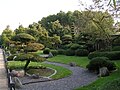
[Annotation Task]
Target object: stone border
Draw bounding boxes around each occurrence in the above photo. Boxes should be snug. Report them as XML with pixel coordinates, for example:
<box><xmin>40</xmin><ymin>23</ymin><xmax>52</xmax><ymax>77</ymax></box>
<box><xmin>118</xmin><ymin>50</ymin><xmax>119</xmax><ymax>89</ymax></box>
<box><xmin>46</xmin><ymin>67</ymin><xmax>57</xmax><ymax>78</ymax></box>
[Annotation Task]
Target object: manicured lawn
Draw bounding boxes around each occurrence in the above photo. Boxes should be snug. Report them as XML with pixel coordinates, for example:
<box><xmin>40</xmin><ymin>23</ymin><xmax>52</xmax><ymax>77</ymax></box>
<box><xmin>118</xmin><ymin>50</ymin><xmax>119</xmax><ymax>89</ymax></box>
<box><xmin>75</xmin><ymin>60</ymin><xmax>120</xmax><ymax>90</ymax></box>
<box><xmin>48</xmin><ymin>55</ymin><xmax>89</xmax><ymax>68</ymax></box>
<box><xmin>7</xmin><ymin>61</ymin><xmax>72</xmax><ymax>79</ymax></box>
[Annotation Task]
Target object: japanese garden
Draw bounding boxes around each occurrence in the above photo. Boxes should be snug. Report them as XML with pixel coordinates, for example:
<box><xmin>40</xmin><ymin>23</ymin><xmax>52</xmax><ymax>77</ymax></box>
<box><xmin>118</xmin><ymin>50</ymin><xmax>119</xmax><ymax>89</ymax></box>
<box><xmin>0</xmin><ymin>0</ymin><xmax>120</xmax><ymax>90</ymax></box>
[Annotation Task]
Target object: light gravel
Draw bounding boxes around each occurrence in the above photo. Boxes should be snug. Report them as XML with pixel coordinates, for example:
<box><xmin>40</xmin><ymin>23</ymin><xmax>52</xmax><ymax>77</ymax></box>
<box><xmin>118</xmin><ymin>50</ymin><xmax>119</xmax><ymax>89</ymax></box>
<box><xmin>17</xmin><ymin>61</ymin><xmax>98</xmax><ymax>90</ymax></box>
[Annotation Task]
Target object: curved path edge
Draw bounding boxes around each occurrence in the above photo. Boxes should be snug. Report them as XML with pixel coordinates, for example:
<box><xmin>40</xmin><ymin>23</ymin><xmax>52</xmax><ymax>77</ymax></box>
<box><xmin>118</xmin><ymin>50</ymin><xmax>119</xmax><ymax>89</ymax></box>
<box><xmin>17</xmin><ymin>61</ymin><xmax>98</xmax><ymax>90</ymax></box>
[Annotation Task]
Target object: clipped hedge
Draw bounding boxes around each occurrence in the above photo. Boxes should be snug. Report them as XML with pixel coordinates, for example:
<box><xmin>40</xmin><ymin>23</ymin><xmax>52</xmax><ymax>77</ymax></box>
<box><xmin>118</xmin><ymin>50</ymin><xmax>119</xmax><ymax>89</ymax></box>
<box><xmin>86</xmin><ymin>57</ymin><xmax>116</xmax><ymax>72</ymax></box>
<box><xmin>66</xmin><ymin>49</ymin><xmax>75</xmax><ymax>56</ymax></box>
<box><xmin>88</xmin><ymin>51</ymin><xmax>120</xmax><ymax>60</ymax></box>
<box><xmin>75</xmin><ymin>49</ymin><xmax>89</xmax><ymax>56</ymax></box>
<box><xmin>99</xmin><ymin>78</ymin><xmax>120</xmax><ymax>90</ymax></box>
<box><xmin>58</xmin><ymin>49</ymin><xmax>66</xmax><ymax>55</ymax></box>
<box><xmin>43</xmin><ymin>48</ymin><xmax>50</xmax><ymax>54</ymax></box>
<box><xmin>70</xmin><ymin>44</ymin><xmax>80</xmax><ymax>50</ymax></box>
<box><xmin>51</xmin><ymin>50</ymin><xmax>58</xmax><ymax>56</ymax></box>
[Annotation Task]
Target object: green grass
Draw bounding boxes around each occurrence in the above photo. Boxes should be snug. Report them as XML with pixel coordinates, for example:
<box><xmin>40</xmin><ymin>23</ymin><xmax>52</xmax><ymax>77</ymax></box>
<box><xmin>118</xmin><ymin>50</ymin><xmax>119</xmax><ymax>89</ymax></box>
<box><xmin>48</xmin><ymin>55</ymin><xmax>89</xmax><ymax>68</ymax></box>
<box><xmin>75</xmin><ymin>60</ymin><xmax>120</xmax><ymax>90</ymax></box>
<box><xmin>7</xmin><ymin>61</ymin><xmax>72</xmax><ymax>79</ymax></box>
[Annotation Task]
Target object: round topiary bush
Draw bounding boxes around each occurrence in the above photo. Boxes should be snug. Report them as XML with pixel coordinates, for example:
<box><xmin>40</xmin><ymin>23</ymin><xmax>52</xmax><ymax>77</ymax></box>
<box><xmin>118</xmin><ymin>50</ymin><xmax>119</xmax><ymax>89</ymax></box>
<box><xmin>43</xmin><ymin>48</ymin><xmax>50</xmax><ymax>54</ymax></box>
<box><xmin>99</xmin><ymin>78</ymin><xmax>120</xmax><ymax>90</ymax></box>
<box><xmin>70</xmin><ymin>44</ymin><xmax>80</xmax><ymax>50</ymax></box>
<box><xmin>86</xmin><ymin>57</ymin><xmax>116</xmax><ymax>73</ymax></box>
<box><xmin>66</xmin><ymin>49</ymin><xmax>75</xmax><ymax>56</ymax></box>
<box><xmin>75</xmin><ymin>49</ymin><xmax>89</xmax><ymax>56</ymax></box>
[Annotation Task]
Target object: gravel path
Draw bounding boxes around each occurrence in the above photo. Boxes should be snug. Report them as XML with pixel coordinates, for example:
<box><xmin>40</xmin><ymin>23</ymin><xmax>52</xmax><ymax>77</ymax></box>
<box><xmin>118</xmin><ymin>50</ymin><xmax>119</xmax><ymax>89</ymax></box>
<box><xmin>17</xmin><ymin>61</ymin><xmax>98</xmax><ymax>90</ymax></box>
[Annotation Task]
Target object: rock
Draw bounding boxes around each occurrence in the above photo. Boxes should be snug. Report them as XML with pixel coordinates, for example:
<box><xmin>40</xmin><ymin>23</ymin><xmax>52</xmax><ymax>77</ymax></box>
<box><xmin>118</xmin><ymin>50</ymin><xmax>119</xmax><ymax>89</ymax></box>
<box><xmin>10</xmin><ymin>70</ymin><xmax>25</xmax><ymax>77</ymax></box>
<box><xmin>98</xmin><ymin>67</ymin><xmax>109</xmax><ymax>77</ymax></box>
<box><xmin>17</xmin><ymin>70</ymin><xmax>25</xmax><ymax>77</ymax></box>
<box><xmin>31</xmin><ymin>74</ymin><xmax>40</xmax><ymax>79</ymax></box>
<box><xmin>10</xmin><ymin>70</ymin><xmax>18</xmax><ymax>77</ymax></box>
<box><xmin>13</xmin><ymin>77</ymin><xmax>23</xmax><ymax>88</ymax></box>
<box><xmin>48</xmin><ymin>52</ymin><xmax>53</xmax><ymax>58</ymax></box>
<box><xmin>69</xmin><ymin>62</ymin><xmax>76</xmax><ymax>67</ymax></box>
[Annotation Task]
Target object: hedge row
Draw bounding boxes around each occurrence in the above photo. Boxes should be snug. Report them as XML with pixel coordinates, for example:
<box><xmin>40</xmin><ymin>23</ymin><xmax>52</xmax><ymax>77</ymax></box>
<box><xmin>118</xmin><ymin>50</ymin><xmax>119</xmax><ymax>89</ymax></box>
<box><xmin>88</xmin><ymin>51</ymin><xmax>120</xmax><ymax>60</ymax></box>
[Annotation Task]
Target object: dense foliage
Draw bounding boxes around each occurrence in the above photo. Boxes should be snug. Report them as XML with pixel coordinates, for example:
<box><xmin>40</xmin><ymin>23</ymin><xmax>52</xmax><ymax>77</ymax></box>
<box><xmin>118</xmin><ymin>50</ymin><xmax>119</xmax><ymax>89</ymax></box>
<box><xmin>88</xmin><ymin>51</ymin><xmax>120</xmax><ymax>60</ymax></box>
<box><xmin>86</xmin><ymin>57</ymin><xmax>116</xmax><ymax>72</ymax></box>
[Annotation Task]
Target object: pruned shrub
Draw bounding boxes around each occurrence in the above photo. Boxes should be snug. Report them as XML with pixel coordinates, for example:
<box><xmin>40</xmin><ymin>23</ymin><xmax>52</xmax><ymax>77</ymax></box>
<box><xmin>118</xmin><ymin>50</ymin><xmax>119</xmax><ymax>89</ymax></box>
<box><xmin>24</xmin><ymin>43</ymin><xmax>44</xmax><ymax>52</ymax></box>
<box><xmin>88</xmin><ymin>51</ymin><xmax>120</xmax><ymax>60</ymax></box>
<box><xmin>28</xmin><ymin>65</ymin><xmax>46</xmax><ymax>69</ymax></box>
<box><xmin>75</xmin><ymin>49</ymin><xmax>89</xmax><ymax>56</ymax></box>
<box><xmin>14</xmin><ymin>54</ymin><xmax>34</xmax><ymax>61</ymax></box>
<box><xmin>86</xmin><ymin>57</ymin><xmax>116</xmax><ymax>73</ymax></box>
<box><xmin>58</xmin><ymin>49</ymin><xmax>66</xmax><ymax>55</ymax></box>
<box><xmin>51</xmin><ymin>50</ymin><xmax>58</xmax><ymax>56</ymax></box>
<box><xmin>66</xmin><ymin>49</ymin><xmax>75</xmax><ymax>56</ymax></box>
<box><xmin>70</xmin><ymin>44</ymin><xmax>80</xmax><ymax>50</ymax></box>
<box><xmin>43</xmin><ymin>48</ymin><xmax>50</xmax><ymax>54</ymax></box>
<box><xmin>13</xmin><ymin>53</ymin><xmax>46</xmax><ymax>62</ymax></box>
<box><xmin>99</xmin><ymin>78</ymin><xmax>120</xmax><ymax>90</ymax></box>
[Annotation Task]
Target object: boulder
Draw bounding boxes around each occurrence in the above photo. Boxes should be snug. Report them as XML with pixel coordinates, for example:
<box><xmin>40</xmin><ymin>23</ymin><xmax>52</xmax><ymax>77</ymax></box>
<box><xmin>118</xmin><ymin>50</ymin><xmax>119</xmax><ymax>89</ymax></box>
<box><xmin>13</xmin><ymin>77</ymin><xmax>23</xmax><ymax>88</ymax></box>
<box><xmin>10</xmin><ymin>70</ymin><xmax>18</xmax><ymax>77</ymax></box>
<box><xmin>17</xmin><ymin>70</ymin><xmax>25</xmax><ymax>77</ymax></box>
<box><xmin>98</xmin><ymin>67</ymin><xmax>109</xmax><ymax>77</ymax></box>
<box><xmin>69</xmin><ymin>62</ymin><xmax>76</xmax><ymax>67</ymax></box>
<box><xmin>48</xmin><ymin>52</ymin><xmax>53</xmax><ymax>58</ymax></box>
<box><xmin>31</xmin><ymin>74</ymin><xmax>40</xmax><ymax>79</ymax></box>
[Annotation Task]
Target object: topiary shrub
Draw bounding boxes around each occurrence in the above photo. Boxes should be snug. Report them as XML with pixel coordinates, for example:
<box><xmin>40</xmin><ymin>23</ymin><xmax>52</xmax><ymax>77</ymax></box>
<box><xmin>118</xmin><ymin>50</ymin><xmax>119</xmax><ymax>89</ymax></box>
<box><xmin>86</xmin><ymin>57</ymin><xmax>116</xmax><ymax>73</ymax></box>
<box><xmin>24</xmin><ymin>43</ymin><xmax>44</xmax><ymax>52</ymax></box>
<box><xmin>43</xmin><ymin>48</ymin><xmax>50</xmax><ymax>54</ymax></box>
<box><xmin>14</xmin><ymin>54</ymin><xmax>34</xmax><ymax>61</ymax></box>
<box><xmin>88</xmin><ymin>51</ymin><xmax>120</xmax><ymax>60</ymax></box>
<box><xmin>66</xmin><ymin>49</ymin><xmax>75</xmax><ymax>56</ymax></box>
<box><xmin>99</xmin><ymin>78</ymin><xmax>120</xmax><ymax>90</ymax></box>
<box><xmin>51</xmin><ymin>50</ymin><xmax>58</xmax><ymax>56</ymax></box>
<box><xmin>58</xmin><ymin>49</ymin><xmax>66</xmax><ymax>55</ymax></box>
<box><xmin>70</xmin><ymin>44</ymin><xmax>80</xmax><ymax>50</ymax></box>
<box><xmin>75</xmin><ymin>49</ymin><xmax>89</xmax><ymax>56</ymax></box>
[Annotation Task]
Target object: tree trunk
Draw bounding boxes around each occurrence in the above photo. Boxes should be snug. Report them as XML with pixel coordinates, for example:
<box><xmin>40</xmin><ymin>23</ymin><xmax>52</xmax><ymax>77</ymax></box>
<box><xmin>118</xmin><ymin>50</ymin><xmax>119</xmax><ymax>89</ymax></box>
<box><xmin>24</xmin><ymin>60</ymin><xmax>30</xmax><ymax>72</ymax></box>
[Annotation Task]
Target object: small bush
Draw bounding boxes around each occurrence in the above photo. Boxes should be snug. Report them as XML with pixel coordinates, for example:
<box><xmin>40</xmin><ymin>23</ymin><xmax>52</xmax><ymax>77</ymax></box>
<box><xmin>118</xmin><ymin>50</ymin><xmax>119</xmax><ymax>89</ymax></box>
<box><xmin>58</xmin><ymin>49</ymin><xmax>66</xmax><ymax>55</ymax></box>
<box><xmin>112</xmin><ymin>46</ymin><xmax>120</xmax><ymax>51</ymax></box>
<box><xmin>14</xmin><ymin>54</ymin><xmax>34</xmax><ymax>61</ymax></box>
<box><xmin>28</xmin><ymin>65</ymin><xmax>46</xmax><ymax>69</ymax></box>
<box><xmin>86</xmin><ymin>57</ymin><xmax>116</xmax><ymax>72</ymax></box>
<box><xmin>70</xmin><ymin>44</ymin><xmax>80</xmax><ymax>50</ymax></box>
<box><xmin>99</xmin><ymin>78</ymin><xmax>120</xmax><ymax>90</ymax></box>
<box><xmin>75</xmin><ymin>49</ymin><xmax>89</xmax><ymax>56</ymax></box>
<box><xmin>66</xmin><ymin>49</ymin><xmax>75</xmax><ymax>56</ymax></box>
<box><xmin>43</xmin><ymin>48</ymin><xmax>50</xmax><ymax>54</ymax></box>
<box><xmin>51</xmin><ymin>50</ymin><xmax>58</xmax><ymax>56</ymax></box>
<box><xmin>88</xmin><ymin>51</ymin><xmax>120</xmax><ymax>60</ymax></box>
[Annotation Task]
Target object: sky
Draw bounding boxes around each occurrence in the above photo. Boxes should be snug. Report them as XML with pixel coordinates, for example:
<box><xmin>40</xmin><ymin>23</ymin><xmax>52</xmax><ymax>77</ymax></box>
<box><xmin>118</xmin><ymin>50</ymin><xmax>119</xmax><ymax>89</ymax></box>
<box><xmin>0</xmin><ymin>0</ymin><xmax>83</xmax><ymax>34</ymax></box>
